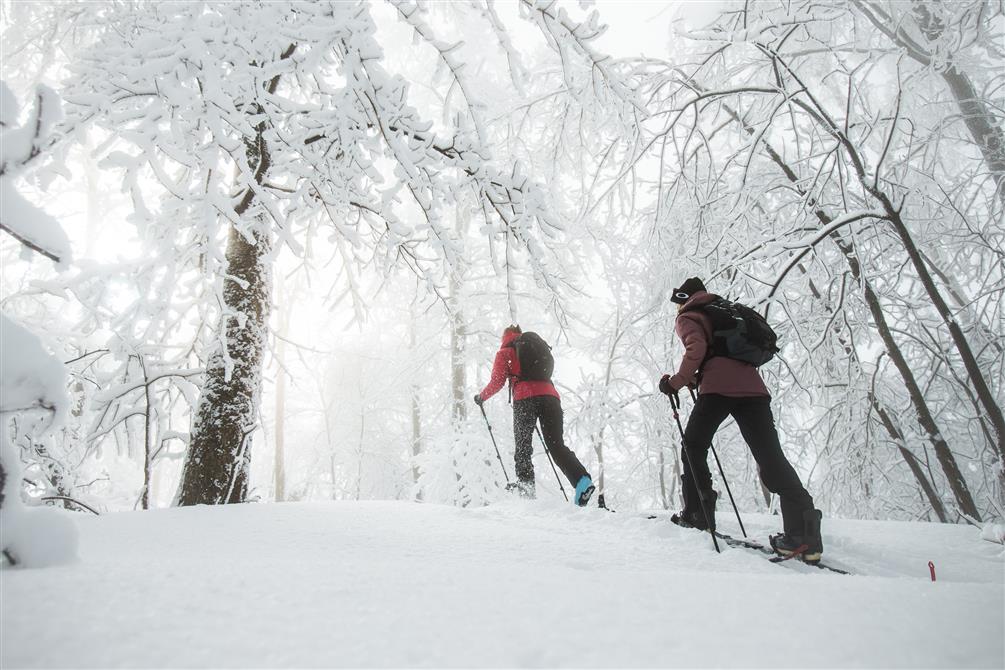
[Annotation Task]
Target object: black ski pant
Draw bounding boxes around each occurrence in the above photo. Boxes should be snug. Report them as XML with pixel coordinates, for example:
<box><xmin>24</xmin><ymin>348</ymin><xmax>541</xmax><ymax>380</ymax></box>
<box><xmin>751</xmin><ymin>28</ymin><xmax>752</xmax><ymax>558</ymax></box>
<box><xmin>513</xmin><ymin>395</ymin><xmax>589</xmax><ymax>488</ymax></box>
<box><xmin>681</xmin><ymin>393</ymin><xmax>814</xmax><ymax>536</ymax></box>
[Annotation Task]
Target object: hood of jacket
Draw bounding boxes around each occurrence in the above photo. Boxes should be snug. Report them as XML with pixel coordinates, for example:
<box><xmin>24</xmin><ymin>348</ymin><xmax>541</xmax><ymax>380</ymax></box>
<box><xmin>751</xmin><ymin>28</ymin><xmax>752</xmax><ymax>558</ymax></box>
<box><xmin>501</xmin><ymin>330</ymin><xmax>521</xmax><ymax>347</ymax></box>
<box><xmin>679</xmin><ymin>290</ymin><xmax>718</xmax><ymax>313</ymax></box>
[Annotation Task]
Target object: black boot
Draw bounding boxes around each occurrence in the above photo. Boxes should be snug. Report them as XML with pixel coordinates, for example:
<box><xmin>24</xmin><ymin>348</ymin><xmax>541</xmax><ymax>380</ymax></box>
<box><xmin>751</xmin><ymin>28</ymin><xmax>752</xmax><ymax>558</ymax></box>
<box><xmin>672</xmin><ymin>486</ymin><xmax>718</xmax><ymax>531</ymax></box>
<box><xmin>770</xmin><ymin>509</ymin><xmax>823</xmax><ymax>563</ymax></box>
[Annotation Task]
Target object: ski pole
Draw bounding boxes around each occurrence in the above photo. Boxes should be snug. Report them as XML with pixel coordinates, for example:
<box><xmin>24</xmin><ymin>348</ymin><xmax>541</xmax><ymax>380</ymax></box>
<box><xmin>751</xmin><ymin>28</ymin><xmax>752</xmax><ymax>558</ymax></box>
<box><xmin>534</xmin><ymin>424</ymin><xmax>569</xmax><ymax>502</ymax></box>
<box><xmin>479</xmin><ymin>403</ymin><xmax>511</xmax><ymax>484</ymax></box>
<box><xmin>667</xmin><ymin>391</ymin><xmax>720</xmax><ymax>553</ymax></box>
<box><xmin>687</xmin><ymin>387</ymin><xmax>747</xmax><ymax>537</ymax></box>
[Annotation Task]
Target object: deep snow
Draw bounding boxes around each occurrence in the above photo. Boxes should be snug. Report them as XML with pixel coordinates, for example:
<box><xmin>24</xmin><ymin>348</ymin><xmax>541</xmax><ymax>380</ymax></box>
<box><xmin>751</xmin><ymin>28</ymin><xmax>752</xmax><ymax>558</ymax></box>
<box><xmin>2</xmin><ymin>499</ymin><xmax>1002</xmax><ymax>668</ymax></box>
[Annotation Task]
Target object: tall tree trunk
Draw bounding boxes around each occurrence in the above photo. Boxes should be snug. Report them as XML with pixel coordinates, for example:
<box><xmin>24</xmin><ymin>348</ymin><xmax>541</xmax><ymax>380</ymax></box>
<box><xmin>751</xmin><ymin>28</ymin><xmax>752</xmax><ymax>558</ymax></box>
<box><xmin>869</xmin><ymin>392</ymin><xmax>948</xmax><ymax>522</ymax></box>
<box><xmin>273</xmin><ymin>275</ymin><xmax>293</xmax><ymax>503</ymax></box>
<box><xmin>140</xmin><ymin>358</ymin><xmax>152</xmax><ymax>510</ymax></box>
<box><xmin>447</xmin><ymin>210</ymin><xmax>473</xmax><ymax>492</ymax></box>
<box><xmin>450</xmin><ymin>205</ymin><xmax>469</xmax><ymax>425</ymax></box>
<box><xmin>450</xmin><ymin>272</ymin><xmax>467</xmax><ymax>425</ymax></box>
<box><xmin>409</xmin><ymin>305</ymin><xmax>424</xmax><ymax>500</ymax></box>
<box><xmin>855</xmin><ymin>0</ymin><xmax>1005</xmax><ymax>207</ymax></box>
<box><xmin>594</xmin><ymin>312</ymin><xmax>627</xmax><ymax>499</ymax></box>
<box><xmin>658</xmin><ymin>433</ymin><xmax>669</xmax><ymax>510</ymax></box>
<box><xmin>176</xmin><ymin>217</ymin><xmax>271</xmax><ymax>505</ymax></box>
<box><xmin>355</xmin><ymin>407</ymin><xmax>365</xmax><ymax>501</ymax></box>
<box><xmin>274</xmin><ymin>332</ymin><xmax>287</xmax><ymax>503</ymax></box>
<box><xmin>410</xmin><ymin>391</ymin><xmax>423</xmax><ymax>501</ymax></box>
<box><xmin>834</xmin><ymin>232</ymin><xmax>980</xmax><ymax>520</ymax></box>
<box><xmin>797</xmin><ymin>268</ymin><xmax>949</xmax><ymax>520</ymax></box>
<box><xmin>175</xmin><ymin>46</ymin><xmax>292</xmax><ymax>506</ymax></box>
<box><xmin>884</xmin><ymin>209</ymin><xmax>1005</xmax><ymax>469</ymax></box>
<box><xmin>592</xmin><ymin>433</ymin><xmax>606</xmax><ymax>499</ymax></box>
<box><xmin>701</xmin><ymin>91</ymin><xmax>982</xmax><ymax>519</ymax></box>
<box><xmin>937</xmin><ymin>64</ymin><xmax>1005</xmax><ymax>208</ymax></box>
<box><xmin>756</xmin><ymin>38</ymin><xmax>1001</xmax><ymax>507</ymax></box>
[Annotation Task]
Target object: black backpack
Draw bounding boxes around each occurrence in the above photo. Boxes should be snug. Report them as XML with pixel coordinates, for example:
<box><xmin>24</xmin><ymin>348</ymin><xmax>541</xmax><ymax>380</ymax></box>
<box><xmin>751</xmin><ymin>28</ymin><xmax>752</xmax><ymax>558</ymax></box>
<box><xmin>697</xmin><ymin>298</ymin><xmax>779</xmax><ymax>367</ymax></box>
<box><xmin>510</xmin><ymin>332</ymin><xmax>554</xmax><ymax>381</ymax></box>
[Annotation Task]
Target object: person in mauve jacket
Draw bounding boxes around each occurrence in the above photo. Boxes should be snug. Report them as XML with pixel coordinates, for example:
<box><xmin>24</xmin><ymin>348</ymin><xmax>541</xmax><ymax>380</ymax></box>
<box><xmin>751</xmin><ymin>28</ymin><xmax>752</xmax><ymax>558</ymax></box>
<box><xmin>659</xmin><ymin>277</ymin><xmax>824</xmax><ymax>563</ymax></box>
<box><xmin>474</xmin><ymin>325</ymin><xmax>595</xmax><ymax>506</ymax></box>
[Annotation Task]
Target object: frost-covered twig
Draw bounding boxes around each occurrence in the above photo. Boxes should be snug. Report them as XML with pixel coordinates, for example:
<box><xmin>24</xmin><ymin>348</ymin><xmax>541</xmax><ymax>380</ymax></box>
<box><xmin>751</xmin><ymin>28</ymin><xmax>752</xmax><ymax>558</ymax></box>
<box><xmin>519</xmin><ymin>0</ymin><xmax>642</xmax><ymax>113</ymax></box>
<box><xmin>39</xmin><ymin>495</ymin><xmax>100</xmax><ymax>515</ymax></box>
<box><xmin>0</xmin><ymin>223</ymin><xmax>62</xmax><ymax>264</ymax></box>
<box><xmin>0</xmin><ymin>84</ymin><xmax>70</xmax><ymax>264</ymax></box>
<box><xmin>389</xmin><ymin>0</ymin><xmax>488</xmax><ymax>145</ymax></box>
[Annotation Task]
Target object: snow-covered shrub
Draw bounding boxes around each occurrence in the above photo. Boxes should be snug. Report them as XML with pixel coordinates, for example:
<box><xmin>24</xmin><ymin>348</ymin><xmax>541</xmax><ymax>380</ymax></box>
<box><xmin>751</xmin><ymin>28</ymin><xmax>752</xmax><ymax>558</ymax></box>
<box><xmin>1</xmin><ymin>81</ymin><xmax>78</xmax><ymax>567</ymax></box>
<box><xmin>417</xmin><ymin>416</ymin><xmax>503</xmax><ymax>507</ymax></box>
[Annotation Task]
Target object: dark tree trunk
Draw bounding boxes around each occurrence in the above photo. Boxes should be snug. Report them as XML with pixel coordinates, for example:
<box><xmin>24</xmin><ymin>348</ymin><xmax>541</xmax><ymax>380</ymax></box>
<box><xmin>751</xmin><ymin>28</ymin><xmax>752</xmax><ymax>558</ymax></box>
<box><xmin>753</xmin><ymin>39</ymin><xmax>1001</xmax><ymax>488</ymax></box>
<box><xmin>176</xmin><ymin>219</ymin><xmax>271</xmax><ymax>506</ymax></box>
<box><xmin>885</xmin><ymin>209</ymin><xmax>1005</xmax><ymax>470</ymax></box>
<box><xmin>141</xmin><ymin>359</ymin><xmax>152</xmax><ymax>510</ymax></box>
<box><xmin>175</xmin><ymin>46</ymin><xmax>293</xmax><ymax>507</ymax></box>
<box><xmin>913</xmin><ymin>1</ymin><xmax>1005</xmax><ymax>208</ymax></box>
<box><xmin>799</xmin><ymin>271</ymin><xmax>950</xmax><ymax>521</ymax></box>
<box><xmin>833</xmin><ymin>233</ymin><xmax>980</xmax><ymax>520</ymax></box>
<box><xmin>703</xmin><ymin>92</ymin><xmax>982</xmax><ymax>520</ymax></box>
<box><xmin>869</xmin><ymin>392</ymin><xmax>948</xmax><ymax>522</ymax></box>
<box><xmin>854</xmin><ymin>0</ymin><xmax>1005</xmax><ymax>207</ymax></box>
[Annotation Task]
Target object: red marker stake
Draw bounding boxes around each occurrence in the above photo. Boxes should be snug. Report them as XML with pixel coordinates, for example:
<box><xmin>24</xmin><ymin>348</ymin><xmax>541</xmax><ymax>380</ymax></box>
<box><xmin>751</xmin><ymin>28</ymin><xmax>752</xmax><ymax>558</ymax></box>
<box><xmin>928</xmin><ymin>561</ymin><xmax>936</xmax><ymax>582</ymax></box>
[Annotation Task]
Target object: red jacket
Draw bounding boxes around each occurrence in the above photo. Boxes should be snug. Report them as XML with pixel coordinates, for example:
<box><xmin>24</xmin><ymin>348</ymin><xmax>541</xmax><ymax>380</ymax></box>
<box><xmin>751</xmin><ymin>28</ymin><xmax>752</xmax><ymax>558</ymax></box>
<box><xmin>479</xmin><ymin>331</ymin><xmax>560</xmax><ymax>402</ymax></box>
<box><xmin>668</xmin><ymin>291</ymin><xmax>770</xmax><ymax>398</ymax></box>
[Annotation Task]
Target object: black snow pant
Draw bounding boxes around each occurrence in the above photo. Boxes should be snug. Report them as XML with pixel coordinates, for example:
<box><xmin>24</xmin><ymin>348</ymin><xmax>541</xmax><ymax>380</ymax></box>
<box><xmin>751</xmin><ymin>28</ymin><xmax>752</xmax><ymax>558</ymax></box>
<box><xmin>681</xmin><ymin>393</ymin><xmax>814</xmax><ymax>535</ymax></box>
<box><xmin>513</xmin><ymin>395</ymin><xmax>590</xmax><ymax>488</ymax></box>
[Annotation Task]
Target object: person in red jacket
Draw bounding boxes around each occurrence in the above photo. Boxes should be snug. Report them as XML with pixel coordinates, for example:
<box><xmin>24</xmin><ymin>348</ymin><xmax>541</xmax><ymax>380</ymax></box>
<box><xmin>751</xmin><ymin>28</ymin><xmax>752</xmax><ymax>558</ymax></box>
<box><xmin>474</xmin><ymin>325</ymin><xmax>595</xmax><ymax>505</ymax></box>
<box><xmin>658</xmin><ymin>277</ymin><xmax>823</xmax><ymax>563</ymax></box>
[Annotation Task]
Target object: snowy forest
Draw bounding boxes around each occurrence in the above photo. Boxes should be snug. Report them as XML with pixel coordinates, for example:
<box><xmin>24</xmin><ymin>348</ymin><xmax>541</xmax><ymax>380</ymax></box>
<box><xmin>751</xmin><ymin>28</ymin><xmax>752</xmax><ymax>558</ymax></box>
<box><xmin>2</xmin><ymin>0</ymin><xmax>1004</xmax><ymax>544</ymax></box>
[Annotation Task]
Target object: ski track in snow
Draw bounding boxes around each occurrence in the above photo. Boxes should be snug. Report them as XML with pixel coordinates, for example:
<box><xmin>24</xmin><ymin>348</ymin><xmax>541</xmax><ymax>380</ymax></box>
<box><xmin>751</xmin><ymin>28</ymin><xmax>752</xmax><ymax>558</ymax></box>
<box><xmin>2</xmin><ymin>500</ymin><xmax>1002</xmax><ymax>669</ymax></box>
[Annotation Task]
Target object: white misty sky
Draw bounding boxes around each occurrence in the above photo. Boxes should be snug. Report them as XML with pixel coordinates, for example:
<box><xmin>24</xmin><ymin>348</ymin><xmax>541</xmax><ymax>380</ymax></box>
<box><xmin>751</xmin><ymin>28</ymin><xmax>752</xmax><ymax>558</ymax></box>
<box><xmin>593</xmin><ymin>0</ymin><xmax>726</xmax><ymax>56</ymax></box>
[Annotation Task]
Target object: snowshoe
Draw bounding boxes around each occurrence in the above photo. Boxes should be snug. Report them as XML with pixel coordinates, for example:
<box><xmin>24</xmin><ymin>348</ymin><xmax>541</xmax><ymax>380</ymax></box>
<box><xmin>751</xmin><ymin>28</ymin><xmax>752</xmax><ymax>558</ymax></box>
<box><xmin>770</xmin><ymin>509</ymin><xmax>823</xmax><ymax>564</ymax></box>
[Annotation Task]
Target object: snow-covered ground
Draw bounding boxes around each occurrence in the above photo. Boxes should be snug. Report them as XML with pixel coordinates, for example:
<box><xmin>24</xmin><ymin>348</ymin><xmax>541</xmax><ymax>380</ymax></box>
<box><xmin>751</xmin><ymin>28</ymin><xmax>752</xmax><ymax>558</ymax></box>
<box><xmin>3</xmin><ymin>500</ymin><xmax>1002</xmax><ymax>668</ymax></box>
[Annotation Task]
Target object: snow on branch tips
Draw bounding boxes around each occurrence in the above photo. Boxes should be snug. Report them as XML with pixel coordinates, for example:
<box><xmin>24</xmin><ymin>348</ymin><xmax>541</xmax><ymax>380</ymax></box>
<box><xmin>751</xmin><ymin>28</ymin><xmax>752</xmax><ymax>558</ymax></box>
<box><xmin>520</xmin><ymin>0</ymin><xmax>643</xmax><ymax>114</ymax></box>
<box><xmin>0</xmin><ymin>82</ymin><xmax>71</xmax><ymax>266</ymax></box>
<box><xmin>0</xmin><ymin>315</ymin><xmax>69</xmax><ymax>419</ymax></box>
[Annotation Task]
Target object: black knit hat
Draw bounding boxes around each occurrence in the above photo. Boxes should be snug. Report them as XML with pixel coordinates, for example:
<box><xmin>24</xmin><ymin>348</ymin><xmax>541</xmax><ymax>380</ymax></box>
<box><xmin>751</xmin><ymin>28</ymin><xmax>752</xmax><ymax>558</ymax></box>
<box><xmin>670</xmin><ymin>277</ymin><xmax>706</xmax><ymax>304</ymax></box>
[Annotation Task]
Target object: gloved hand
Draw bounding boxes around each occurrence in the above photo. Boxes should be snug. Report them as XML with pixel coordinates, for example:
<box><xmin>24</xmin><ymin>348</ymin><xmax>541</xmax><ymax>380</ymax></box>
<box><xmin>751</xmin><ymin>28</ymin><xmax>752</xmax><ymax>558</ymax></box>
<box><xmin>473</xmin><ymin>393</ymin><xmax>484</xmax><ymax>407</ymax></box>
<box><xmin>658</xmin><ymin>374</ymin><xmax>678</xmax><ymax>401</ymax></box>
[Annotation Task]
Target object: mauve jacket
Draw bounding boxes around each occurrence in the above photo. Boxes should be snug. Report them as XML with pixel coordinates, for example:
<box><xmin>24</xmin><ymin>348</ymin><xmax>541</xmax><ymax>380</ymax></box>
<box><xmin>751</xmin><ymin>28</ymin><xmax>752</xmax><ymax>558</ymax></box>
<box><xmin>668</xmin><ymin>291</ymin><xmax>770</xmax><ymax>398</ymax></box>
<box><xmin>480</xmin><ymin>331</ymin><xmax>560</xmax><ymax>402</ymax></box>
